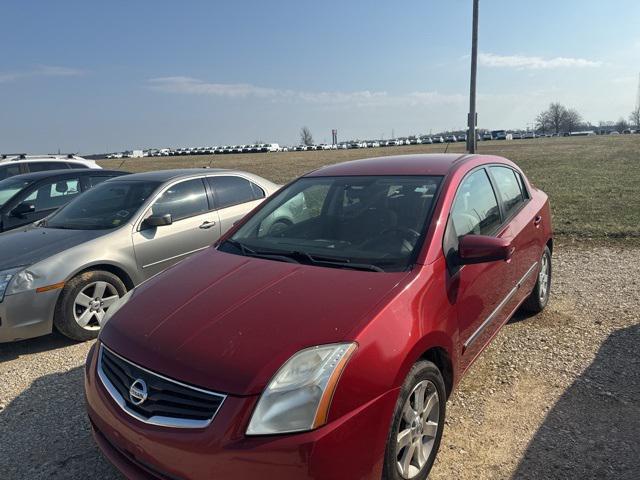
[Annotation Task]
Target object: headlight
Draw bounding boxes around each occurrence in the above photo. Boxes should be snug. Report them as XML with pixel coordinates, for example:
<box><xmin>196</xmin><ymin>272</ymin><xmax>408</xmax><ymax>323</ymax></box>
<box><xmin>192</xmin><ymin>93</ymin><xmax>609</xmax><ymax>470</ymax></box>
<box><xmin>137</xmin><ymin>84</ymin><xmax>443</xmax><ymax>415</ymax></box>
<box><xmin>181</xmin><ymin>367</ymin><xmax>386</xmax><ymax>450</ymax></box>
<box><xmin>246</xmin><ymin>342</ymin><xmax>357</xmax><ymax>435</ymax></box>
<box><xmin>99</xmin><ymin>289</ymin><xmax>134</xmax><ymax>327</ymax></box>
<box><xmin>0</xmin><ymin>267</ymin><xmax>25</xmax><ymax>302</ymax></box>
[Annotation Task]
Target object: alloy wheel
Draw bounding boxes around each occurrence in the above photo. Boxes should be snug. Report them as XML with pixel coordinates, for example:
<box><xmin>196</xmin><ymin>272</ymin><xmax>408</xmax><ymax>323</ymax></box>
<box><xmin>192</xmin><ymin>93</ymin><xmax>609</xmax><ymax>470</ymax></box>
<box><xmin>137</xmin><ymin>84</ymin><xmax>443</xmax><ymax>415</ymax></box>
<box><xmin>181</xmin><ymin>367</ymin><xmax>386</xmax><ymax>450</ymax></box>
<box><xmin>73</xmin><ymin>281</ymin><xmax>121</xmax><ymax>330</ymax></box>
<box><xmin>538</xmin><ymin>253</ymin><xmax>550</xmax><ymax>303</ymax></box>
<box><xmin>396</xmin><ymin>380</ymin><xmax>441</xmax><ymax>479</ymax></box>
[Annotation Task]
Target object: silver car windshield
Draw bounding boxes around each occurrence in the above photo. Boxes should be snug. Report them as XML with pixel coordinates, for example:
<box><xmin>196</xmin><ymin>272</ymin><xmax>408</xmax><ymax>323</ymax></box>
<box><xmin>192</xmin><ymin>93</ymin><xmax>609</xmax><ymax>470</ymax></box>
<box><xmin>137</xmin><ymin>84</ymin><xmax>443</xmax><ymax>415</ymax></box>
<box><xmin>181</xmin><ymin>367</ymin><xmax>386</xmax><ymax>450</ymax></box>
<box><xmin>45</xmin><ymin>180</ymin><xmax>160</xmax><ymax>230</ymax></box>
<box><xmin>221</xmin><ymin>175</ymin><xmax>442</xmax><ymax>272</ymax></box>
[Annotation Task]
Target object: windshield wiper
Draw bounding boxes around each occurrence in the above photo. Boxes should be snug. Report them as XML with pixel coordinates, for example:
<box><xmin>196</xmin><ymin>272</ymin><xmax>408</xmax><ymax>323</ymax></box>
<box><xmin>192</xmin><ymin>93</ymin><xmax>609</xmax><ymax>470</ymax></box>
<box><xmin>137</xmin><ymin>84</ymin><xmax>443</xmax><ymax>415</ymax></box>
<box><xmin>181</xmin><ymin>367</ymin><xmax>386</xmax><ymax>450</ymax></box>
<box><xmin>223</xmin><ymin>239</ymin><xmax>256</xmax><ymax>256</ymax></box>
<box><xmin>223</xmin><ymin>240</ymin><xmax>384</xmax><ymax>272</ymax></box>
<box><xmin>304</xmin><ymin>256</ymin><xmax>385</xmax><ymax>272</ymax></box>
<box><xmin>225</xmin><ymin>240</ymin><xmax>302</xmax><ymax>264</ymax></box>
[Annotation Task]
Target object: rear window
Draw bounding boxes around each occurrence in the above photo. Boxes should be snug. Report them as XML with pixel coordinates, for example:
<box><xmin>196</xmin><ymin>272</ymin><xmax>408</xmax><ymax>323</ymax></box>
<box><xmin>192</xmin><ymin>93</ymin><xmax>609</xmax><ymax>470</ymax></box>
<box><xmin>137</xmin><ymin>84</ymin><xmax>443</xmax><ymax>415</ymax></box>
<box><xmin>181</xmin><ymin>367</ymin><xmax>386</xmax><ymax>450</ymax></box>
<box><xmin>66</xmin><ymin>162</ymin><xmax>89</xmax><ymax>169</ymax></box>
<box><xmin>0</xmin><ymin>164</ymin><xmax>22</xmax><ymax>181</ymax></box>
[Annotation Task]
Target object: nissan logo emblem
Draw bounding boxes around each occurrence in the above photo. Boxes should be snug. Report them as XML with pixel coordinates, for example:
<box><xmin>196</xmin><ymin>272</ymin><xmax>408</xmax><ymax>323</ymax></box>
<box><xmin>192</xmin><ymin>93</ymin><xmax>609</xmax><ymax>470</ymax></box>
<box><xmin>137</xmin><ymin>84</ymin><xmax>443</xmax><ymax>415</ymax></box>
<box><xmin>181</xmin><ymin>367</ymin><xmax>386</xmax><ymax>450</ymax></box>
<box><xmin>129</xmin><ymin>378</ymin><xmax>148</xmax><ymax>406</ymax></box>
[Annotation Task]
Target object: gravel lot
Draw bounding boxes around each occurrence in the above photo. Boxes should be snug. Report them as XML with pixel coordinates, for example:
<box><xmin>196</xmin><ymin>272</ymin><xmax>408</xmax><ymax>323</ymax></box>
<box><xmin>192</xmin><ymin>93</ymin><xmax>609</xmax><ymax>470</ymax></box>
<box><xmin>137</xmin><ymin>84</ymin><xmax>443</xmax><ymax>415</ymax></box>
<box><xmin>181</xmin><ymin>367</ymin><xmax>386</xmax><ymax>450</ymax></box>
<box><xmin>1</xmin><ymin>244</ymin><xmax>638</xmax><ymax>479</ymax></box>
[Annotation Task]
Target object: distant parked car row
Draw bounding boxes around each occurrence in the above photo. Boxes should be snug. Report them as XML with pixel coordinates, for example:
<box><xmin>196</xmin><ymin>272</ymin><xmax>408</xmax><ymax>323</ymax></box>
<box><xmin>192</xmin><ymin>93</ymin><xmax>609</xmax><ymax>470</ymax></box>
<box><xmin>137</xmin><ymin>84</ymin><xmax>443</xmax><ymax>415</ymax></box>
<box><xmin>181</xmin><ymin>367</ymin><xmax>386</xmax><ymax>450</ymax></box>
<box><xmin>102</xmin><ymin>126</ymin><xmax>632</xmax><ymax>161</ymax></box>
<box><xmin>106</xmin><ymin>144</ymin><xmax>283</xmax><ymax>159</ymax></box>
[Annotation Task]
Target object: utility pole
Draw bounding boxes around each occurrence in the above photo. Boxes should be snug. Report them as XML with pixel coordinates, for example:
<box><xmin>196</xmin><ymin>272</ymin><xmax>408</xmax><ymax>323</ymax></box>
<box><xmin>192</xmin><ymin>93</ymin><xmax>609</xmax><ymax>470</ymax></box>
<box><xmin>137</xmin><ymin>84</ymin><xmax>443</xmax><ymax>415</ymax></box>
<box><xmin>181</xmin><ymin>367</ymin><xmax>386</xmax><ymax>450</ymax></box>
<box><xmin>636</xmin><ymin>72</ymin><xmax>640</xmax><ymax>110</ymax></box>
<box><xmin>466</xmin><ymin>0</ymin><xmax>479</xmax><ymax>154</ymax></box>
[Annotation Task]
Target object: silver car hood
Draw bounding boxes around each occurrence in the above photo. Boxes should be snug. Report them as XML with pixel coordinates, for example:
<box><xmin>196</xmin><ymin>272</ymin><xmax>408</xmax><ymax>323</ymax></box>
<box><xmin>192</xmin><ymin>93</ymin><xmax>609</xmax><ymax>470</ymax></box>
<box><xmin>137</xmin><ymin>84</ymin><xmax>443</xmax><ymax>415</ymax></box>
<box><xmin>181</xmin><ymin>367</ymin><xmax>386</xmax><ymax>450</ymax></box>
<box><xmin>0</xmin><ymin>226</ymin><xmax>108</xmax><ymax>270</ymax></box>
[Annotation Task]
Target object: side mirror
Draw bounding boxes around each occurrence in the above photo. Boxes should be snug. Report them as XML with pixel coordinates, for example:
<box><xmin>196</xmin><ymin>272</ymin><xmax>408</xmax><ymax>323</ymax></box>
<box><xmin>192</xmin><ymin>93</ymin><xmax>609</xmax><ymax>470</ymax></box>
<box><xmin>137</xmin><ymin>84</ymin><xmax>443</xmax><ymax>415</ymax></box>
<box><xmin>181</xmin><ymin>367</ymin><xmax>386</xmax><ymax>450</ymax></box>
<box><xmin>11</xmin><ymin>203</ymin><xmax>36</xmax><ymax>218</ymax></box>
<box><xmin>142</xmin><ymin>213</ymin><xmax>173</xmax><ymax>229</ymax></box>
<box><xmin>458</xmin><ymin>234</ymin><xmax>514</xmax><ymax>265</ymax></box>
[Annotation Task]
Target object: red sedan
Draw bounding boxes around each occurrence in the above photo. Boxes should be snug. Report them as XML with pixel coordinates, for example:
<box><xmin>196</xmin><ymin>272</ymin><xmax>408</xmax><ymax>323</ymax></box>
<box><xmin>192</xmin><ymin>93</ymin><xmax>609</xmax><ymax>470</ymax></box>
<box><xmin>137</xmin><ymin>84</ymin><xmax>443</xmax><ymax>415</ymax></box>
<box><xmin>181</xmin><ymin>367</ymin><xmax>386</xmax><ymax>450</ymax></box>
<box><xmin>85</xmin><ymin>154</ymin><xmax>552</xmax><ymax>479</ymax></box>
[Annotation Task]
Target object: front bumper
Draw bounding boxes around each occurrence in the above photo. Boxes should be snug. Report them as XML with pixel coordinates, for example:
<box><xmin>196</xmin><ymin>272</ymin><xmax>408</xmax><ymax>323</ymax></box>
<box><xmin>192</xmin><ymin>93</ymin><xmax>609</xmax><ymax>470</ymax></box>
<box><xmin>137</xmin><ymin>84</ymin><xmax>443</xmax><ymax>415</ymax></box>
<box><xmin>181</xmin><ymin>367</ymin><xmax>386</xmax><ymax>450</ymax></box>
<box><xmin>0</xmin><ymin>288</ymin><xmax>59</xmax><ymax>342</ymax></box>
<box><xmin>85</xmin><ymin>344</ymin><xmax>398</xmax><ymax>480</ymax></box>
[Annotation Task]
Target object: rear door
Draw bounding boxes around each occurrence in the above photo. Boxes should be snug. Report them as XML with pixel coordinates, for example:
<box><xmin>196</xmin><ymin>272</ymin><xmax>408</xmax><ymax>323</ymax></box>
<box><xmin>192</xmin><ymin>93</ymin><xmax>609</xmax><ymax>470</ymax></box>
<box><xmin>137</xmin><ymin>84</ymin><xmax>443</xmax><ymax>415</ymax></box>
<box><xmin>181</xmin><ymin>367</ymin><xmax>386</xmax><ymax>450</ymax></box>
<box><xmin>132</xmin><ymin>178</ymin><xmax>221</xmax><ymax>278</ymax></box>
<box><xmin>206</xmin><ymin>175</ymin><xmax>266</xmax><ymax>234</ymax></box>
<box><xmin>488</xmin><ymin>166</ymin><xmax>541</xmax><ymax>304</ymax></box>
<box><xmin>2</xmin><ymin>175</ymin><xmax>82</xmax><ymax>231</ymax></box>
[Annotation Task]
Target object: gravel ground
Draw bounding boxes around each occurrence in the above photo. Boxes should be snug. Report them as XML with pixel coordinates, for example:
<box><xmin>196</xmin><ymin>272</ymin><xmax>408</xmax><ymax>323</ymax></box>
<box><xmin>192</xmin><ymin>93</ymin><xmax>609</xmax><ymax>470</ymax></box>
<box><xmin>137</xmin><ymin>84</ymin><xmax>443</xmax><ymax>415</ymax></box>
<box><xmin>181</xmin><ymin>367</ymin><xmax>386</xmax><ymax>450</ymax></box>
<box><xmin>0</xmin><ymin>244</ymin><xmax>638</xmax><ymax>479</ymax></box>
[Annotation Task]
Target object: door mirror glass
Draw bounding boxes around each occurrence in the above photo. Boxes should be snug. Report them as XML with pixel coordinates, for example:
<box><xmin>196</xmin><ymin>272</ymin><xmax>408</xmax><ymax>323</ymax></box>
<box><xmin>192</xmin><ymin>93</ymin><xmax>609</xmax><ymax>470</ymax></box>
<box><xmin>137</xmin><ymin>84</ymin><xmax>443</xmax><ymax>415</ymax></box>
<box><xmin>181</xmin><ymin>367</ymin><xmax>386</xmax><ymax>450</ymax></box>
<box><xmin>458</xmin><ymin>234</ymin><xmax>513</xmax><ymax>264</ymax></box>
<box><xmin>142</xmin><ymin>213</ymin><xmax>173</xmax><ymax>229</ymax></box>
<box><xmin>11</xmin><ymin>203</ymin><xmax>36</xmax><ymax>217</ymax></box>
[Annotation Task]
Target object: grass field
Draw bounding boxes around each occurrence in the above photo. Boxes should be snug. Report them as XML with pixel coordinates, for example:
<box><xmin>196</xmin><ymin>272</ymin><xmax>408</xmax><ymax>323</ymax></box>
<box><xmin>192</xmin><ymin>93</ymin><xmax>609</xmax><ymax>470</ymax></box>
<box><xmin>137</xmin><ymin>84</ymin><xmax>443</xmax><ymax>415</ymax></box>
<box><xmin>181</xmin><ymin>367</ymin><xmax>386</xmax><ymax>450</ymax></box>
<box><xmin>100</xmin><ymin>135</ymin><xmax>640</xmax><ymax>243</ymax></box>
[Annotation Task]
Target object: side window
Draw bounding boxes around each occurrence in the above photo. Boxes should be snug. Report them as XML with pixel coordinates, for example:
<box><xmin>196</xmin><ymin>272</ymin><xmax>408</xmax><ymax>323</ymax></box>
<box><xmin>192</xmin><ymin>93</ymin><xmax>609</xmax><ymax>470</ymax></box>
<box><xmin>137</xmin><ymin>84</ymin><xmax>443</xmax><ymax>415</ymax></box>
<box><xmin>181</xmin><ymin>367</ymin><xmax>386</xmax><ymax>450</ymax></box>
<box><xmin>22</xmin><ymin>178</ymin><xmax>81</xmax><ymax>212</ymax></box>
<box><xmin>208</xmin><ymin>176</ymin><xmax>262</xmax><ymax>209</ymax></box>
<box><xmin>26</xmin><ymin>162</ymin><xmax>68</xmax><ymax>172</ymax></box>
<box><xmin>450</xmin><ymin>169</ymin><xmax>501</xmax><ymax>238</ymax></box>
<box><xmin>151</xmin><ymin>179</ymin><xmax>209</xmax><ymax>222</ymax></box>
<box><xmin>0</xmin><ymin>164</ymin><xmax>22</xmax><ymax>180</ymax></box>
<box><xmin>490</xmin><ymin>166</ymin><xmax>525</xmax><ymax>217</ymax></box>
<box><xmin>514</xmin><ymin>171</ymin><xmax>529</xmax><ymax>199</ymax></box>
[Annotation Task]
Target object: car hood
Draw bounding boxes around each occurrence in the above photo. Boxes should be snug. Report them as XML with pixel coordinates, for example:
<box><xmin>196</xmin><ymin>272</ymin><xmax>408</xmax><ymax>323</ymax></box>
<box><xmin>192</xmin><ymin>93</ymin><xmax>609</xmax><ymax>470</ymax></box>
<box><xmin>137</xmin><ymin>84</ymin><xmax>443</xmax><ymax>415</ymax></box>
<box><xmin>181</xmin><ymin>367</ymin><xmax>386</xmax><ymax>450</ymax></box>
<box><xmin>100</xmin><ymin>249</ymin><xmax>410</xmax><ymax>396</ymax></box>
<box><xmin>0</xmin><ymin>226</ymin><xmax>107</xmax><ymax>270</ymax></box>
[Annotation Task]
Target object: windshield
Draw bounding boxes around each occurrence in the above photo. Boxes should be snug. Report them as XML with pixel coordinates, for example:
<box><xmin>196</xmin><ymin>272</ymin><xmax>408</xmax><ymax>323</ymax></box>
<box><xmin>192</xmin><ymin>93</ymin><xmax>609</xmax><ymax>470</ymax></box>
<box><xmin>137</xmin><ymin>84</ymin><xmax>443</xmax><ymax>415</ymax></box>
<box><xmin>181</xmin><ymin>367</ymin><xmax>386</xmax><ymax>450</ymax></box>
<box><xmin>45</xmin><ymin>180</ymin><xmax>160</xmax><ymax>230</ymax></box>
<box><xmin>220</xmin><ymin>175</ymin><xmax>442</xmax><ymax>272</ymax></box>
<box><xmin>0</xmin><ymin>177</ymin><xmax>32</xmax><ymax>207</ymax></box>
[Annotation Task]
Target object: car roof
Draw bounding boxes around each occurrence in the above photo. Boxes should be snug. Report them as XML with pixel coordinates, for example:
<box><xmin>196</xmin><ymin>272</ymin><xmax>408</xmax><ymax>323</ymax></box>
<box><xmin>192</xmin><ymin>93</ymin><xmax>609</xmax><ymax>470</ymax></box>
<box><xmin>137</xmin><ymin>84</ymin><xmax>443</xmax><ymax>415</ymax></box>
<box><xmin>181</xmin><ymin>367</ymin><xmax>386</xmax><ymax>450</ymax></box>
<box><xmin>0</xmin><ymin>169</ymin><xmax>126</xmax><ymax>183</ymax></box>
<box><xmin>305</xmin><ymin>154</ymin><xmax>475</xmax><ymax>177</ymax></box>
<box><xmin>105</xmin><ymin>168</ymin><xmax>238</xmax><ymax>182</ymax></box>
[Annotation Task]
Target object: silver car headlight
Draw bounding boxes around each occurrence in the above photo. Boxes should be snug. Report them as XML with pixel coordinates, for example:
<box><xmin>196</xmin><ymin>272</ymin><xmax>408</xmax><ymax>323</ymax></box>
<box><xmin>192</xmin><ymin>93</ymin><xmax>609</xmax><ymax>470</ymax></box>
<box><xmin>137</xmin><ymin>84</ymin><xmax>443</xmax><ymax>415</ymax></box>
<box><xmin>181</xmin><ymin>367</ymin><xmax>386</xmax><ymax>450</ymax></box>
<box><xmin>0</xmin><ymin>267</ymin><xmax>29</xmax><ymax>302</ymax></box>
<box><xmin>246</xmin><ymin>342</ymin><xmax>357</xmax><ymax>435</ymax></box>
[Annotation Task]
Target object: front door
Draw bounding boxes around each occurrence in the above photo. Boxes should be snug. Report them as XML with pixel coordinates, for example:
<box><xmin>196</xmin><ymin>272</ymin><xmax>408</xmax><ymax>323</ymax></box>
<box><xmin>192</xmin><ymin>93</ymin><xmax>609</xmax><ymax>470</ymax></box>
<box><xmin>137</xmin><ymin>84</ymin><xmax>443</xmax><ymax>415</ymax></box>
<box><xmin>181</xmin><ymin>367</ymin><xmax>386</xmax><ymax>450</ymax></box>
<box><xmin>132</xmin><ymin>178</ymin><xmax>221</xmax><ymax>279</ymax></box>
<box><xmin>444</xmin><ymin>168</ymin><xmax>517</xmax><ymax>373</ymax></box>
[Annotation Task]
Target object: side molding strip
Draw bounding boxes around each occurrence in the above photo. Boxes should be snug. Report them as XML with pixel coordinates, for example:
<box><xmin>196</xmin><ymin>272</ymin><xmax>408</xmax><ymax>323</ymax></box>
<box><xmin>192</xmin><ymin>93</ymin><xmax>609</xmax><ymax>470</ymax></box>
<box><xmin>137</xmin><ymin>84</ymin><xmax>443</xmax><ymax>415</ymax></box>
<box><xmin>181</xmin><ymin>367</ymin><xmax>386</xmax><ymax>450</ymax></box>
<box><xmin>463</xmin><ymin>261</ymin><xmax>538</xmax><ymax>351</ymax></box>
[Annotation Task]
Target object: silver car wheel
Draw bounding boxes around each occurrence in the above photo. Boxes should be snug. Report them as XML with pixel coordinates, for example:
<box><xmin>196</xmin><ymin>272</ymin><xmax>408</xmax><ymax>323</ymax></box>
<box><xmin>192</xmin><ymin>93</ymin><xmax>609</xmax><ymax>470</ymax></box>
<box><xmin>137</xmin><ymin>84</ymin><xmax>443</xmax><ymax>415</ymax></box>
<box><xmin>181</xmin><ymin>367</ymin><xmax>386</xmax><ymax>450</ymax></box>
<box><xmin>538</xmin><ymin>252</ymin><xmax>550</xmax><ymax>302</ymax></box>
<box><xmin>396</xmin><ymin>380</ymin><xmax>440</xmax><ymax>479</ymax></box>
<box><xmin>73</xmin><ymin>281</ymin><xmax>121</xmax><ymax>331</ymax></box>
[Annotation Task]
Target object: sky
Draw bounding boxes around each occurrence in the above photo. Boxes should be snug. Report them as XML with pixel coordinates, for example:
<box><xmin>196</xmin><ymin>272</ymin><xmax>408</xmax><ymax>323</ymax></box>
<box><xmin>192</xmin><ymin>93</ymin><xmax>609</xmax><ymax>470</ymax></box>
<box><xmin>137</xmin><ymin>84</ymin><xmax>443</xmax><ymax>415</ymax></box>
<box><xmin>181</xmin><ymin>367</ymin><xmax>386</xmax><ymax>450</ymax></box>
<box><xmin>1</xmin><ymin>0</ymin><xmax>639</xmax><ymax>153</ymax></box>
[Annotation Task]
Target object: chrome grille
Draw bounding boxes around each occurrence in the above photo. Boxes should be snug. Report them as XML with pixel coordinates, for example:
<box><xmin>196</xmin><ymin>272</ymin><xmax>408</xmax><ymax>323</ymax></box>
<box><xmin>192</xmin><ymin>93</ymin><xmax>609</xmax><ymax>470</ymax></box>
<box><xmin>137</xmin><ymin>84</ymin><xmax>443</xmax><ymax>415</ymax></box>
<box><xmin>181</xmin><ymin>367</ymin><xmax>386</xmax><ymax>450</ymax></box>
<box><xmin>98</xmin><ymin>344</ymin><xmax>225</xmax><ymax>428</ymax></box>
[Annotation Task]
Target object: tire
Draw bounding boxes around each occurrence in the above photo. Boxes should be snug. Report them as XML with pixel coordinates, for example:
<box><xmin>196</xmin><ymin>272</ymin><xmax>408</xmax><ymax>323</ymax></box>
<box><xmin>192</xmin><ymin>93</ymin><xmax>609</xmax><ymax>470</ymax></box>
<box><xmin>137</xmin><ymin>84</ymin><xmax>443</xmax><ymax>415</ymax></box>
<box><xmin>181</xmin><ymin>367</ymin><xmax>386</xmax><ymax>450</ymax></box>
<box><xmin>53</xmin><ymin>270</ymin><xmax>127</xmax><ymax>341</ymax></box>
<box><xmin>382</xmin><ymin>361</ymin><xmax>446</xmax><ymax>480</ymax></box>
<box><xmin>522</xmin><ymin>246</ymin><xmax>552</xmax><ymax>313</ymax></box>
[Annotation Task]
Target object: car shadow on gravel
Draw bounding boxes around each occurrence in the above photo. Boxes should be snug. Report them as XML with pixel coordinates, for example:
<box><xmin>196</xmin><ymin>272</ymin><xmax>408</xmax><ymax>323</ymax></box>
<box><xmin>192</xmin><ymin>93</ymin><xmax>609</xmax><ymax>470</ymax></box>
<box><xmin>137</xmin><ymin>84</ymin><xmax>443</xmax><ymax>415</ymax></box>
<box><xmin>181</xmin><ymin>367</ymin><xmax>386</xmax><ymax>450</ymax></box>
<box><xmin>0</xmin><ymin>366</ymin><xmax>121</xmax><ymax>480</ymax></box>
<box><xmin>0</xmin><ymin>331</ymin><xmax>80</xmax><ymax>363</ymax></box>
<box><xmin>513</xmin><ymin>323</ymin><xmax>640</xmax><ymax>480</ymax></box>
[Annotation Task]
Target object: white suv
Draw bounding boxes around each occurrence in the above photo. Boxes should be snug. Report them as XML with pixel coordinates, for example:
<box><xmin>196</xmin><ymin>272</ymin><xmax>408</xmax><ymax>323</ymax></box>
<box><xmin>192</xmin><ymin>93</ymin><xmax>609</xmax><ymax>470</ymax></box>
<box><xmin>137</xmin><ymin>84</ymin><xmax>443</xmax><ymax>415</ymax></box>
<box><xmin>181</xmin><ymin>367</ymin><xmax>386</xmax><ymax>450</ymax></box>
<box><xmin>0</xmin><ymin>154</ymin><xmax>101</xmax><ymax>180</ymax></box>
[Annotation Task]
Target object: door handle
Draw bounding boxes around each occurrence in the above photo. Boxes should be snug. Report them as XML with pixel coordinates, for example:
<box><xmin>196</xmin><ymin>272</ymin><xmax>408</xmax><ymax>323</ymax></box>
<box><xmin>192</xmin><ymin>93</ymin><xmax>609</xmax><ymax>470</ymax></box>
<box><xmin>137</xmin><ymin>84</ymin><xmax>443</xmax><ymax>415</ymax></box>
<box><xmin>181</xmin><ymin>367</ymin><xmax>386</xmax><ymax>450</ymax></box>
<box><xmin>533</xmin><ymin>215</ymin><xmax>542</xmax><ymax>227</ymax></box>
<box><xmin>199</xmin><ymin>221</ymin><xmax>217</xmax><ymax>229</ymax></box>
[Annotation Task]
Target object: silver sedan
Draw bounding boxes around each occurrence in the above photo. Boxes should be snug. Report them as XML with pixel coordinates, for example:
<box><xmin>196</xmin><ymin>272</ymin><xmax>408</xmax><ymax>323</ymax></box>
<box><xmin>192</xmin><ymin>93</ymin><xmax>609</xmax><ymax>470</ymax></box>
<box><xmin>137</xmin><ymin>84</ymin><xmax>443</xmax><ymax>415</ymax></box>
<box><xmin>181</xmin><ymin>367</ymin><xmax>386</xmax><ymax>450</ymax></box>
<box><xmin>0</xmin><ymin>168</ymin><xmax>279</xmax><ymax>342</ymax></box>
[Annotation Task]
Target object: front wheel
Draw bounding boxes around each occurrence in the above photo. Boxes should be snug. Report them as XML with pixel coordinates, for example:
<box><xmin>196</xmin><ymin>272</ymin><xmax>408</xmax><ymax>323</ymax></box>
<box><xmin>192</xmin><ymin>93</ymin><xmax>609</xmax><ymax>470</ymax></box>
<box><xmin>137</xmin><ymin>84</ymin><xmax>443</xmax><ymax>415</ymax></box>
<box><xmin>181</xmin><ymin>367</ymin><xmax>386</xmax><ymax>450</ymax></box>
<box><xmin>522</xmin><ymin>246</ymin><xmax>552</xmax><ymax>313</ymax></box>
<box><xmin>54</xmin><ymin>270</ymin><xmax>127</xmax><ymax>341</ymax></box>
<box><xmin>382</xmin><ymin>361</ymin><xmax>446</xmax><ymax>480</ymax></box>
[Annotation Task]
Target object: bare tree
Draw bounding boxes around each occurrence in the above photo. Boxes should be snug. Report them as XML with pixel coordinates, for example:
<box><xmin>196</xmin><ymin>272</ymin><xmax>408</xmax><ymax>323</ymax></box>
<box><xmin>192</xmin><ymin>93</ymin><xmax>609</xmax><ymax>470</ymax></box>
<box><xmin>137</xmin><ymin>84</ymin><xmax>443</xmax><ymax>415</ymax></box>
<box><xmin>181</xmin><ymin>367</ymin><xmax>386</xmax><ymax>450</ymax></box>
<box><xmin>615</xmin><ymin>117</ymin><xmax>629</xmax><ymax>132</ymax></box>
<box><xmin>299</xmin><ymin>126</ymin><xmax>314</xmax><ymax>146</ymax></box>
<box><xmin>629</xmin><ymin>107</ymin><xmax>640</xmax><ymax>129</ymax></box>
<box><xmin>536</xmin><ymin>103</ymin><xmax>583</xmax><ymax>134</ymax></box>
<box><xmin>536</xmin><ymin>103</ymin><xmax>565</xmax><ymax>134</ymax></box>
<box><xmin>562</xmin><ymin>108</ymin><xmax>583</xmax><ymax>133</ymax></box>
